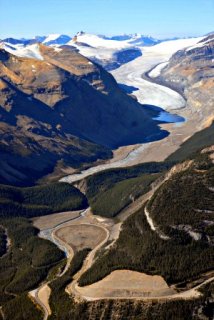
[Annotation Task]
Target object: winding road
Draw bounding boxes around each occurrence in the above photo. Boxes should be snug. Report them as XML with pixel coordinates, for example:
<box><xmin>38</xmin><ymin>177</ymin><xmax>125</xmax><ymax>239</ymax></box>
<box><xmin>29</xmin><ymin>287</ymin><xmax>50</xmax><ymax>320</ymax></box>
<box><xmin>65</xmin><ymin>223</ymin><xmax>110</xmax><ymax>300</ymax></box>
<box><xmin>30</xmin><ymin>199</ymin><xmax>214</xmax><ymax>319</ymax></box>
<box><xmin>34</xmin><ymin>204</ymin><xmax>214</xmax><ymax>305</ymax></box>
<box><xmin>29</xmin><ymin>209</ymin><xmax>88</xmax><ymax>318</ymax></box>
<box><xmin>30</xmin><ymin>36</ymin><xmax>214</xmax><ymax>317</ymax></box>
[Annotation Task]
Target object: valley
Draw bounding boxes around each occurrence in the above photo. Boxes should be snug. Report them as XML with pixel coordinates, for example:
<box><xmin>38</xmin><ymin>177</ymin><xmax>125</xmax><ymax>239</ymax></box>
<box><xmin>61</xmin><ymin>36</ymin><xmax>213</xmax><ymax>184</ymax></box>
<box><xmin>31</xmin><ymin>148</ymin><xmax>213</xmax><ymax>314</ymax></box>
<box><xmin>0</xmin><ymin>31</ymin><xmax>213</xmax><ymax>320</ymax></box>
<box><xmin>30</xmin><ymin>162</ymin><xmax>213</xmax><ymax>318</ymax></box>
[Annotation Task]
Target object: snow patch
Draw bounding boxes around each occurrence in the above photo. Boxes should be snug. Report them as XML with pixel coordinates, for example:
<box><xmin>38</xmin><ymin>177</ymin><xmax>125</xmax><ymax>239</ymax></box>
<box><xmin>144</xmin><ymin>206</ymin><xmax>170</xmax><ymax>240</ymax></box>
<box><xmin>149</xmin><ymin>61</ymin><xmax>168</xmax><ymax>78</ymax></box>
<box><xmin>31</xmin><ymin>64</ymin><xmax>36</xmax><ymax>72</ymax></box>
<box><xmin>189</xmin><ymin>230</ymin><xmax>201</xmax><ymax>241</ymax></box>
<box><xmin>112</xmin><ymin>55</ymin><xmax>185</xmax><ymax>111</ymax></box>
<box><xmin>2</xmin><ymin>43</ymin><xmax>44</xmax><ymax>60</ymax></box>
<box><xmin>67</xmin><ymin>32</ymin><xmax>135</xmax><ymax>63</ymax></box>
<box><xmin>70</xmin><ymin>33</ymin><xmax>132</xmax><ymax>50</ymax></box>
<box><xmin>53</xmin><ymin>47</ymin><xmax>62</xmax><ymax>52</ymax></box>
<box><xmin>112</xmin><ymin>36</ymin><xmax>203</xmax><ymax>111</ymax></box>
<box><xmin>174</xmin><ymin>225</ymin><xmax>202</xmax><ymax>241</ymax></box>
<box><xmin>43</xmin><ymin>34</ymin><xmax>61</xmax><ymax>44</ymax></box>
<box><xmin>143</xmin><ymin>37</ymin><xmax>205</xmax><ymax>55</ymax></box>
<box><xmin>186</xmin><ymin>38</ymin><xmax>212</xmax><ymax>52</ymax></box>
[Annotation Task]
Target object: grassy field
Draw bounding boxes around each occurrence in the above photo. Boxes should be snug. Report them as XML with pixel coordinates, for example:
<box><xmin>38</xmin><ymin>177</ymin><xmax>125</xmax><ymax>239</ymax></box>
<box><xmin>0</xmin><ymin>182</ymin><xmax>88</xmax><ymax>218</ymax></box>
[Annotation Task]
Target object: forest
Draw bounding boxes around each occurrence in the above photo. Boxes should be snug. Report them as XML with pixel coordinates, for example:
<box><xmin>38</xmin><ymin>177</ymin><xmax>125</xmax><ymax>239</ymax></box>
<box><xmin>49</xmin><ymin>250</ymin><xmax>213</xmax><ymax>320</ymax></box>
<box><xmin>0</xmin><ymin>218</ymin><xmax>65</xmax><ymax>320</ymax></box>
<box><xmin>0</xmin><ymin>226</ymin><xmax>7</xmax><ymax>257</ymax></box>
<box><xmin>148</xmin><ymin>154</ymin><xmax>214</xmax><ymax>231</ymax></box>
<box><xmin>90</xmin><ymin>173</ymin><xmax>159</xmax><ymax>217</ymax></box>
<box><xmin>85</xmin><ymin>161</ymin><xmax>172</xmax><ymax>218</ymax></box>
<box><xmin>78</xmin><ymin>152</ymin><xmax>214</xmax><ymax>287</ymax></box>
<box><xmin>0</xmin><ymin>182</ymin><xmax>87</xmax><ymax>218</ymax></box>
<box><xmin>79</xmin><ymin>203</ymin><xmax>214</xmax><ymax>286</ymax></box>
<box><xmin>49</xmin><ymin>249</ymin><xmax>90</xmax><ymax>320</ymax></box>
<box><xmin>0</xmin><ymin>126</ymin><xmax>213</xmax><ymax>319</ymax></box>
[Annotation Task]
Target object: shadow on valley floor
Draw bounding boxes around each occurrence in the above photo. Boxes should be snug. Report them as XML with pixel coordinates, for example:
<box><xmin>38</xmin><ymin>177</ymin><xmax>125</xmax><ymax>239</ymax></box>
<box><xmin>119</xmin><ymin>83</ymin><xmax>139</xmax><ymax>94</ymax></box>
<box><xmin>114</xmin><ymin>103</ymin><xmax>186</xmax><ymax>147</ymax></box>
<box><xmin>142</xmin><ymin>104</ymin><xmax>185</xmax><ymax>124</ymax></box>
<box><xmin>113</xmin><ymin>102</ymin><xmax>185</xmax><ymax>149</ymax></box>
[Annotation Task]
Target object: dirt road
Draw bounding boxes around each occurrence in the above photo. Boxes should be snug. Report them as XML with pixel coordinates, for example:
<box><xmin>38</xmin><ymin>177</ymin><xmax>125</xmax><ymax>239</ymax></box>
<box><xmin>29</xmin><ymin>286</ymin><xmax>50</xmax><ymax>320</ymax></box>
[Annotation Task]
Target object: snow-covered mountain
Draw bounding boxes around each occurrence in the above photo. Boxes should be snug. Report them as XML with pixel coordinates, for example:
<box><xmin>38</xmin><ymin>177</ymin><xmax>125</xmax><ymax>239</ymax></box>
<box><xmin>42</xmin><ymin>34</ymin><xmax>71</xmax><ymax>46</ymax></box>
<box><xmin>66</xmin><ymin>32</ymin><xmax>143</xmax><ymax>70</ymax></box>
<box><xmin>185</xmin><ymin>34</ymin><xmax>214</xmax><ymax>52</ymax></box>
<box><xmin>1</xmin><ymin>32</ymin><xmax>144</xmax><ymax>71</ymax></box>
<box><xmin>0</xmin><ymin>32</ymin><xmax>160</xmax><ymax>69</ymax></box>
<box><xmin>0</xmin><ymin>34</ymin><xmax>72</xmax><ymax>63</ymax></box>
<box><xmin>103</xmin><ymin>33</ymin><xmax>160</xmax><ymax>46</ymax></box>
<box><xmin>2</xmin><ymin>36</ymin><xmax>47</xmax><ymax>46</ymax></box>
<box><xmin>0</xmin><ymin>42</ymin><xmax>44</xmax><ymax>60</ymax></box>
<box><xmin>70</xmin><ymin>31</ymin><xmax>133</xmax><ymax>49</ymax></box>
<box><xmin>112</xmin><ymin>36</ymin><xmax>206</xmax><ymax>110</ymax></box>
<box><xmin>2</xmin><ymin>37</ymin><xmax>31</xmax><ymax>46</ymax></box>
<box><xmin>2</xmin><ymin>34</ymin><xmax>71</xmax><ymax>47</ymax></box>
<box><xmin>68</xmin><ymin>32</ymin><xmax>160</xmax><ymax>51</ymax></box>
<box><xmin>0</xmin><ymin>43</ymin><xmax>165</xmax><ymax>184</ymax></box>
<box><xmin>0</xmin><ymin>32</ymin><xmax>208</xmax><ymax>71</ymax></box>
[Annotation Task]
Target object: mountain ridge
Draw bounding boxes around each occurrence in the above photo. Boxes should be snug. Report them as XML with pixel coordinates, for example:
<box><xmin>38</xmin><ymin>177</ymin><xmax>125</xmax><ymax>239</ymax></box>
<box><xmin>0</xmin><ymin>44</ymin><xmax>165</xmax><ymax>186</ymax></box>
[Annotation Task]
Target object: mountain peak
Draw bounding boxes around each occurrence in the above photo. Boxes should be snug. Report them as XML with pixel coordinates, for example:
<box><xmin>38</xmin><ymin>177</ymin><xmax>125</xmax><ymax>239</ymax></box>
<box><xmin>43</xmin><ymin>34</ymin><xmax>71</xmax><ymax>45</ymax></box>
<box><xmin>76</xmin><ymin>31</ymin><xmax>85</xmax><ymax>37</ymax></box>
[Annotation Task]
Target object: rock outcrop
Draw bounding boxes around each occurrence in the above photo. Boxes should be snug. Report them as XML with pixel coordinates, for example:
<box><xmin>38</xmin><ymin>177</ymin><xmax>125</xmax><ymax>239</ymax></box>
<box><xmin>158</xmin><ymin>34</ymin><xmax>214</xmax><ymax>126</ymax></box>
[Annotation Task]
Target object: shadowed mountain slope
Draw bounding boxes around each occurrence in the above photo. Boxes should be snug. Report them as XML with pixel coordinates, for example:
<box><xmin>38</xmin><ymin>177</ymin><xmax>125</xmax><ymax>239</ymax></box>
<box><xmin>0</xmin><ymin>45</ymin><xmax>165</xmax><ymax>185</ymax></box>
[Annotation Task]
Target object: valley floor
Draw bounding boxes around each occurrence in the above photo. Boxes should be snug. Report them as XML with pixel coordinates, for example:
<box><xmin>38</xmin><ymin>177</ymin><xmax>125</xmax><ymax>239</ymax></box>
<box><xmin>25</xmin><ymin>38</ymin><xmax>214</xmax><ymax>318</ymax></box>
<box><xmin>61</xmin><ymin>39</ymin><xmax>213</xmax><ymax>184</ymax></box>
<box><xmin>32</xmin><ymin>170</ymin><xmax>214</xmax><ymax>311</ymax></box>
<box><xmin>32</xmin><ymin>204</ymin><xmax>214</xmax><ymax>312</ymax></box>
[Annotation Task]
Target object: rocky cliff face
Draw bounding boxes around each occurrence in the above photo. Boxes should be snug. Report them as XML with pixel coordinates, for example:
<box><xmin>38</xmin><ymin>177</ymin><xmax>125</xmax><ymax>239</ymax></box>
<box><xmin>158</xmin><ymin>34</ymin><xmax>214</xmax><ymax>124</ymax></box>
<box><xmin>0</xmin><ymin>44</ymin><xmax>164</xmax><ymax>185</ymax></box>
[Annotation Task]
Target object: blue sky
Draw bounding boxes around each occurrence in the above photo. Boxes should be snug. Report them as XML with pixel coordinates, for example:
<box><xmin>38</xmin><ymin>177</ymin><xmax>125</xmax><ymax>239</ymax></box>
<box><xmin>1</xmin><ymin>0</ymin><xmax>213</xmax><ymax>39</ymax></box>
